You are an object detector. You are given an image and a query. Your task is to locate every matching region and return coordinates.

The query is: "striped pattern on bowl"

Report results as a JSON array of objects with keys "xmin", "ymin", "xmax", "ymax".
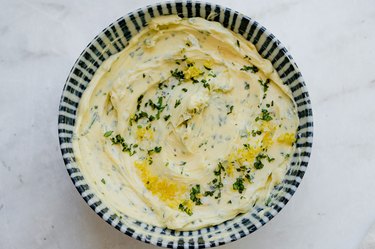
[{"xmin": 58, "ymin": 1, "xmax": 313, "ymax": 248}]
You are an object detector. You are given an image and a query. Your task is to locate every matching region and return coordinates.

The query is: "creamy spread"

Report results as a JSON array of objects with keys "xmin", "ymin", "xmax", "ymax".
[{"xmin": 73, "ymin": 16, "xmax": 299, "ymax": 230}]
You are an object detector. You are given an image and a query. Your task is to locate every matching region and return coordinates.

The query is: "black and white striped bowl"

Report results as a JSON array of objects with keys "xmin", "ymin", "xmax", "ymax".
[{"xmin": 58, "ymin": 1, "xmax": 313, "ymax": 248}]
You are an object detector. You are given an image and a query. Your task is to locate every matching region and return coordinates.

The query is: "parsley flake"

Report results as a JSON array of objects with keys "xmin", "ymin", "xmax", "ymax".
[
  {"xmin": 178, "ymin": 202, "xmax": 193, "ymax": 216},
  {"xmin": 244, "ymin": 81, "xmax": 250, "ymax": 90},
  {"xmin": 233, "ymin": 177, "xmax": 245, "ymax": 193},
  {"xmin": 258, "ymin": 79, "xmax": 270, "ymax": 92},
  {"xmin": 148, "ymin": 146, "xmax": 162, "ymax": 155},
  {"xmin": 226, "ymin": 105, "xmax": 234, "ymax": 115},
  {"xmin": 174, "ymin": 99, "xmax": 181, "ymax": 108},
  {"xmin": 110, "ymin": 134, "xmax": 137, "ymax": 156},
  {"xmin": 190, "ymin": 185, "xmax": 202, "ymax": 205},
  {"xmin": 241, "ymin": 65, "xmax": 259, "ymax": 73},
  {"xmin": 255, "ymin": 109, "xmax": 273, "ymax": 122},
  {"xmin": 254, "ymin": 153, "xmax": 268, "ymax": 169},
  {"xmin": 103, "ymin": 131, "xmax": 113, "ymax": 137},
  {"xmin": 171, "ymin": 69, "xmax": 185, "ymax": 80},
  {"xmin": 204, "ymin": 162, "xmax": 225, "ymax": 199}
]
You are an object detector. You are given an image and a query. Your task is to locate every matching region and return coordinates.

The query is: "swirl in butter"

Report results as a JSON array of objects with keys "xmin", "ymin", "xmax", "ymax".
[{"xmin": 73, "ymin": 15, "xmax": 299, "ymax": 230}]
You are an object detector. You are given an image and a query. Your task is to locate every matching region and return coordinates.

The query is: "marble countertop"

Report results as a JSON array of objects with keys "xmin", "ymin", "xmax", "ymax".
[{"xmin": 1, "ymin": 0, "xmax": 375, "ymax": 248}]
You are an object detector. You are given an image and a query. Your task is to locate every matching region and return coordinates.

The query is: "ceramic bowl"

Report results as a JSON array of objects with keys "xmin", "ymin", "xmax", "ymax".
[{"xmin": 58, "ymin": 1, "xmax": 313, "ymax": 248}]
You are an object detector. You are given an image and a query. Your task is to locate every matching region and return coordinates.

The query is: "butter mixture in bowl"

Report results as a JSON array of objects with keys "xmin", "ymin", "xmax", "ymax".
[{"xmin": 72, "ymin": 15, "xmax": 299, "ymax": 231}]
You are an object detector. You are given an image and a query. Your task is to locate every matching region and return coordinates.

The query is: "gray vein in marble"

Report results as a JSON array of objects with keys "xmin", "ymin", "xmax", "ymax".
[
  {"xmin": 1, "ymin": 160, "xmax": 11, "ymax": 172},
  {"xmin": 252, "ymin": 0, "xmax": 301, "ymax": 19},
  {"xmin": 25, "ymin": 0, "xmax": 69, "ymax": 20},
  {"xmin": 317, "ymin": 80, "xmax": 375, "ymax": 104},
  {"xmin": 36, "ymin": 1, "xmax": 67, "ymax": 11},
  {"xmin": 18, "ymin": 174, "xmax": 24, "ymax": 184}
]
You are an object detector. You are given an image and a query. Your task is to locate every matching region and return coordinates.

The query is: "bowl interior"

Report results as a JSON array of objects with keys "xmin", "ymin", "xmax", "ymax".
[{"xmin": 58, "ymin": 1, "xmax": 313, "ymax": 248}]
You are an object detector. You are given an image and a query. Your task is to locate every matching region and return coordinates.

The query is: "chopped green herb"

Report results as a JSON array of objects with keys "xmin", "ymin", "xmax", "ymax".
[
  {"xmin": 245, "ymin": 173, "xmax": 254, "ymax": 183},
  {"xmin": 137, "ymin": 95, "xmax": 144, "ymax": 111},
  {"xmin": 146, "ymin": 97, "xmax": 166, "ymax": 120},
  {"xmin": 214, "ymin": 162, "xmax": 225, "ymax": 176},
  {"xmin": 111, "ymin": 134, "xmax": 124, "ymax": 145},
  {"xmin": 174, "ymin": 99, "xmax": 181, "ymax": 108},
  {"xmin": 201, "ymin": 79, "xmax": 210, "ymax": 89},
  {"xmin": 233, "ymin": 177, "xmax": 245, "ymax": 193},
  {"xmin": 148, "ymin": 146, "xmax": 162, "ymax": 155},
  {"xmin": 178, "ymin": 202, "xmax": 193, "ymax": 216},
  {"xmin": 226, "ymin": 105, "xmax": 234, "ymax": 115},
  {"xmin": 259, "ymin": 79, "xmax": 270, "ymax": 93},
  {"xmin": 240, "ymin": 65, "xmax": 259, "ymax": 73},
  {"xmin": 101, "ymin": 178, "xmax": 106, "ymax": 184},
  {"xmin": 182, "ymin": 88, "xmax": 188, "ymax": 92},
  {"xmin": 171, "ymin": 69, "xmax": 185, "ymax": 80},
  {"xmin": 130, "ymin": 111, "xmax": 149, "ymax": 125},
  {"xmin": 208, "ymin": 71, "xmax": 216, "ymax": 78},
  {"xmin": 126, "ymin": 85, "xmax": 134, "ymax": 93},
  {"xmin": 251, "ymin": 130, "xmax": 262, "ymax": 137},
  {"xmin": 155, "ymin": 97, "xmax": 165, "ymax": 119},
  {"xmin": 236, "ymin": 165, "xmax": 247, "ymax": 172},
  {"xmin": 204, "ymin": 65, "xmax": 212, "ymax": 70},
  {"xmin": 181, "ymin": 120, "xmax": 189, "ymax": 128},
  {"xmin": 190, "ymin": 185, "xmax": 202, "ymax": 205},
  {"xmin": 255, "ymin": 109, "xmax": 273, "ymax": 122},
  {"xmin": 110, "ymin": 134, "xmax": 137, "ymax": 156},
  {"xmin": 254, "ymin": 153, "xmax": 269, "ymax": 170},
  {"xmin": 236, "ymin": 39, "xmax": 240, "ymax": 48},
  {"xmin": 148, "ymin": 115, "xmax": 155, "ymax": 122},
  {"xmin": 103, "ymin": 131, "xmax": 113, "ymax": 137},
  {"xmin": 158, "ymin": 82, "xmax": 165, "ymax": 89},
  {"xmin": 163, "ymin": 115, "xmax": 171, "ymax": 121},
  {"xmin": 192, "ymin": 78, "xmax": 199, "ymax": 84},
  {"xmin": 148, "ymin": 99, "xmax": 156, "ymax": 109},
  {"xmin": 267, "ymin": 155, "xmax": 275, "ymax": 162},
  {"xmin": 138, "ymin": 111, "xmax": 148, "ymax": 119},
  {"xmin": 198, "ymin": 140, "xmax": 208, "ymax": 148},
  {"xmin": 204, "ymin": 162, "xmax": 225, "ymax": 199},
  {"xmin": 244, "ymin": 81, "xmax": 250, "ymax": 90},
  {"xmin": 253, "ymin": 161, "xmax": 263, "ymax": 169}
]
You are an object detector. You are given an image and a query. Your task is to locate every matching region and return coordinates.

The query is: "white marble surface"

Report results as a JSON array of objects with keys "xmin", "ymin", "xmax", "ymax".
[{"xmin": 1, "ymin": 0, "xmax": 375, "ymax": 248}]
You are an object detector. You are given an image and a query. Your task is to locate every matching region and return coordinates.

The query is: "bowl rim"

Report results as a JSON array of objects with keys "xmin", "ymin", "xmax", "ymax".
[{"xmin": 58, "ymin": 1, "xmax": 313, "ymax": 248}]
